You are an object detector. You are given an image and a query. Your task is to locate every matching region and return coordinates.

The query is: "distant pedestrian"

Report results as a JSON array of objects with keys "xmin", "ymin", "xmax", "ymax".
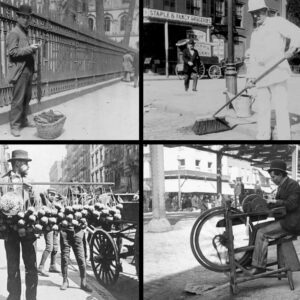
[
  {"xmin": 246, "ymin": 0, "xmax": 300, "ymax": 140},
  {"xmin": 234, "ymin": 177, "xmax": 245, "ymax": 206},
  {"xmin": 133, "ymin": 41, "xmax": 139, "ymax": 88},
  {"xmin": 6, "ymin": 4, "xmax": 41, "ymax": 137},
  {"xmin": 182, "ymin": 39, "xmax": 201, "ymax": 92},
  {"xmin": 122, "ymin": 51, "xmax": 133, "ymax": 82}
]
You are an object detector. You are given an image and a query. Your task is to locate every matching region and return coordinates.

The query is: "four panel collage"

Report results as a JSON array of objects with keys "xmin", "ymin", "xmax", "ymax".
[{"xmin": 0, "ymin": 1, "xmax": 300, "ymax": 300}]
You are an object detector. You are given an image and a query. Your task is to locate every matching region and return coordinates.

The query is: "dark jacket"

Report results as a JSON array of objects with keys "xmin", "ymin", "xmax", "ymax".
[
  {"xmin": 6, "ymin": 24, "xmax": 35, "ymax": 84},
  {"xmin": 182, "ymin": 48, "xmax": 200, "ymax": 74},
  {"xmin": 275, "ymin": 177, "xmax": 300, "ymax": 233}
]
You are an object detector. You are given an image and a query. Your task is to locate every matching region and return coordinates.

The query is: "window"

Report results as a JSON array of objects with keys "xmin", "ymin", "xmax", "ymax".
[
  {"xmin": 164, "ymin": 0, "xmax": 175, "ymax": 12},
  {"xmin": 120, "ymin": 14, "xmax": 128, "ymax": 31},
  {"xmin": 208, "ymin": 162, "xmax": 212, "ymax": 168},
  {"xmin": 235, "ymin": 4, "xmax": 243, "ymax": 27},
  {"xmin": 104, "ymin": 17, "xmax": 111, "ymax": 32},
  {"xmin": 195, "ymin": 159, "xmax": 200, "ymax": 167},
  {"xmin": 88, "ymin": 18, "xmax": 94, "ymax": 31},
  {"xmin": 144, "ymin": 0, "xmax": 151, "ymax": 8},
  {"xmin": 178, "ymin": 159, "xmax": 185, "ymax": 167}
]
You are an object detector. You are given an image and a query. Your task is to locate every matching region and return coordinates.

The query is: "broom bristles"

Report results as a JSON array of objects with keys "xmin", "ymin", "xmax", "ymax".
[{"xmin": 192, "ymin": 117, "xmax": 231, "ymax": 135}]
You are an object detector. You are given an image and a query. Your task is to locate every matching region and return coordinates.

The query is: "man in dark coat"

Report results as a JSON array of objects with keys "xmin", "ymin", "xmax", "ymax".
[
  {"xmin": 6, "ymin": 4, "xmax": 41, "ymax": 137},
  {"xmin": 1, "ymin": 149, "xmax": 38, "ymax": 300},
  {"xmin": 249, "ymin": 160, "xmax": 300, "ymax": 275},
  {"xmin": 182, "ymin": 39, "xmax": 201, "ymax": 92}
]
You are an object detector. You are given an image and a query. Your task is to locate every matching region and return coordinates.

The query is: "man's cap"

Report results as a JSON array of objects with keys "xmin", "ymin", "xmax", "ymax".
[
  {"xmin": 8, "ymin": 150, "xmax": 32, "ymax": 162},
  {"xmin": 267, "ymin": 160, "xmax": 287, "ymax": 174},
  {"xmin": 47, "ymin": 188, "xmax": 57, "ymax": 195},
  {"xmin": 16, "ymin": 4, "xmax": 32, "ymax": 16},
  {"xmin": 248, "ymin": 0, "xmax": 268, "ymax": 13}
]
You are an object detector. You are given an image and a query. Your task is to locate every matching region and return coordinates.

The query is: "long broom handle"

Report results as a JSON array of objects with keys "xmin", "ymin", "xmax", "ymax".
[{"xmin": 213, "ymin": 57, "xmax": 287, "ymax": 117}]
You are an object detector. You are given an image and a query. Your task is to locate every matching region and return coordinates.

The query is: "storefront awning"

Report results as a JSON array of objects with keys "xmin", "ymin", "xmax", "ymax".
[{"xmin": 164, "ymin": 179, "xmax": 233, "ymax": 195}]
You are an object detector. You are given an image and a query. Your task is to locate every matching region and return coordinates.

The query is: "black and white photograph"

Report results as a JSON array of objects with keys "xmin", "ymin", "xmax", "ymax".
[
  {"xmin": 144, "ymin": 144, "xmax": 300, "ymax": 299},
  {"xmin": 0, "ymin": 0, "xmax": 139, "ymax": 140},
  {"xmin": 143, "ymin": 0, "xmax": 300, "ymax": 140},
  {"xmin": 0, "ymin": 144, "xmax": 140, "ymax": 300}
]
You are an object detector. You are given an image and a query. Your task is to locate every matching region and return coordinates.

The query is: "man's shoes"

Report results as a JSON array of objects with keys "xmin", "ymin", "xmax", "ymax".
[
  {"xmin": 11, "ymin": 128, "xmax": 20, "ymax": 137},
  {"xmin": 38, "ymin": 268, "xmax": 49, "ymax": 277},
  {"xmin": 21, "ymin": 121, "xmax": 36, "ymax": 128},
  {"xmin": 80, "ymin": 283, "xmax": 93, "ymax": 293},
  {"xmin": 192, "ymin": 89, "xmax": 197, "ymax": 92},
  {"xmin": 60, "ymin": 278, "xmax": 69, "ymax": 290},
  {"xmin": 49, "ymin": 265, "xmax": 60, "ymax": 273},
  {"xmin": 247, "ymin": 267, "xmax": 266, "ymax": 276}
]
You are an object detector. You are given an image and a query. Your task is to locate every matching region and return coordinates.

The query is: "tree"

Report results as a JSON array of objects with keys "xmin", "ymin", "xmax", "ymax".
[
  {"xmin": 96, "ymin": 0, "xmax": 105, "ymax": 36},
  {"xmin": 287, "ymin": 0, "xmax": 300, "ymax": 27},
  {"xmin": 123, "ymin": 0, "xmax": 136, "ymax": 46}
]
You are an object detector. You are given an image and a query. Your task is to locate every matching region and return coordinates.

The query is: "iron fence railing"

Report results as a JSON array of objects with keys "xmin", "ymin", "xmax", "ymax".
[{"xmin": 0, "ymin": 0, "xmax": 129, "ymax": 106}]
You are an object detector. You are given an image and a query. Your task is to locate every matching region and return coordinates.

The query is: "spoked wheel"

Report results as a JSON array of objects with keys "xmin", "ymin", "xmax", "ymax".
[
  {"xmin": 90, "ymin": 229, "xmax": 121, "ymax": 286},
  {"xmin": 198, "ymin": 61, "xmax": 205, "ymax": 79},
  {"xmin": 190, "ymin": 207, "xmax": 255, "ymax": 272},
  {"xmin": 134, "ymin": 226, "xmax": 139, "ymax": 278},
  {"xmin": 175, "ymin": 63, "xmax": 184, "ymax": 79},
  {"xmin": 208, "ymin": 65, "xmax": 222, "ymax": 79}
]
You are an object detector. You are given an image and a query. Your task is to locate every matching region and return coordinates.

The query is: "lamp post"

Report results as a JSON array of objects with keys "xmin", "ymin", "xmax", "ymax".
[{"xmin": 225, "ymin": 0, "xmax": 237, "ymax": 105}]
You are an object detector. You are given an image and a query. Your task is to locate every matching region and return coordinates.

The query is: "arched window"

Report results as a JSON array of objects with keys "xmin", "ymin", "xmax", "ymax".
[
  {"xmin": 104, "ymin": 17, "xmax": 111, "ymax": 32},
  {"xmin": 88, "ymin": 18, "xmax": 94, "ymax": 31},
  {"xmin": 120, "ymin": 14, "xmax": 128, "ymax": 31}
]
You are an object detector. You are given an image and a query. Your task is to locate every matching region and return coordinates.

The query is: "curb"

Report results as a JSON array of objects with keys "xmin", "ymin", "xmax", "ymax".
[{"xmin": 0, "ymin": 77, "xmax": 122, "ymax": 126}]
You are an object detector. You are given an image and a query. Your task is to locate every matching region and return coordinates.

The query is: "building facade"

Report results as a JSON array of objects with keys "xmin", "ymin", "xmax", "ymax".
[
  {"xmin": 143, "ymin": 0, "xmax": 287, "ymax": 75},
  {"xmin": 88, "ymin": 0, "xmax": 139, "ymax": 49},
  {"xmin": 91, "ymin": 145, "xmax": 139, "ymax": 194},
  {"xmin": 62, "ymin": 144, "xmax": 90, "ymax": 184},
  {"xmin": 49, "ymin": 160, "xmax": 63, "ymax": 194}
]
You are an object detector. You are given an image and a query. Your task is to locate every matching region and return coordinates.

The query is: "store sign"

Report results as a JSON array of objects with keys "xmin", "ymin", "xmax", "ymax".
[
  {"xmin": 195, "ymin": 42, "xmax": 211, "ymax": 57},
  {"xmin": 143, "ymin": 8, "xmax": 212, "ymax": 26}
]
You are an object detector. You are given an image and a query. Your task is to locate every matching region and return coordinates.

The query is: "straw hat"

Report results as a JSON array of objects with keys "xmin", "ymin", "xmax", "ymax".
[{"xmin": 16, "ymin": 4, "xmax": 32, "ymax": 17}]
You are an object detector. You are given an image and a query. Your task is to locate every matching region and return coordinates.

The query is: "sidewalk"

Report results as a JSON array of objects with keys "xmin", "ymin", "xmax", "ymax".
[
  {"xmin": 0, "ymin": 80, "xmax": 139, "ymax": 140},
  {"xmin": 144, "ymin": 217, "xmax": 300, "ymax": 300},
  {"xmin": 144, "ymin": 75, "xmax": 300, "ymax": 140}
]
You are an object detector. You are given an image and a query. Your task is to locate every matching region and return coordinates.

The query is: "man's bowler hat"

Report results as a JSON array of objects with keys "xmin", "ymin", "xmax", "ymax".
[
  {"xmin": 8, "ymin": 150, "xmax": 32, "ymax": 162},
  {"xmin": 16, "ymin": 4, "xmax": 32, "ymax": 17},
  {"xmin": 267, "ymin": 160, "xmax": 287, "ymax": 174}
]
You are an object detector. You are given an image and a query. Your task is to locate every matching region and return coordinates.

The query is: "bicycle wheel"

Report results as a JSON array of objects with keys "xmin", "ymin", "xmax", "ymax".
[{"xmin": 190, "ymin": 207, "xmax": 255, "ymax": 272}]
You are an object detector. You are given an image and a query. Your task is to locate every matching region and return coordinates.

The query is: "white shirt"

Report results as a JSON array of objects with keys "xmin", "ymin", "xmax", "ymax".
[{"xmin": 247, "ymin": 16, "xmax": 300, "ymax": 87}]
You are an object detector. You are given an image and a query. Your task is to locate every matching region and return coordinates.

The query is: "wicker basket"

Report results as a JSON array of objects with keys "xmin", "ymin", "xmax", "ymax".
[{"xmin": 35, "ymin": 114, "xmax": 66, "ymax": 139}]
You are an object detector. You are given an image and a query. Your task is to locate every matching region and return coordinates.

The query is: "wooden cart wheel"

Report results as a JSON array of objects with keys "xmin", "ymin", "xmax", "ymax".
[
  {"xmin": 90, "ymin": 229, "xmax": 121, "ymax": 286},
  {"xmin": 134, "ymin": 226, "xmax": 139, "ymax": 277},
  {"xmin": 208, "ymin": 65, "xmax": 222, "ymax": 79},
  {"xmin": 175, "ymin": 63, "xmax": 184, "ymax": 80},
  {"xmin": 198, "ymin": 61, "xmax": 205, "ymax": 79},
  {"xmin": 190, "ymin": 207, "xmax": 255, "ymax": 272}
]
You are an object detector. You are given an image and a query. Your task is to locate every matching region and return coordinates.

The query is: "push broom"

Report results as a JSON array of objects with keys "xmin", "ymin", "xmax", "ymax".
[{"xmin": 192, "ymin": 56, "xmax": 288, "ymax": 135}]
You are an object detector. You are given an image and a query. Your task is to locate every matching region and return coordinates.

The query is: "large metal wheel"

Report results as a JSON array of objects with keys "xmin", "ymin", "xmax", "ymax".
[
  {"xmin": 175, "ymin": 63, "xmax": 184, "ymax": 79},
  {"xmin": 190, "ymin": 207, "xmax": 255, "ymax": 272},
  {"xmin": 198, "ymin": 61, "xmax": 205, "ymax": 79},
  {"xmin": 208, "ymin": 65, "xmax": 222, "ymax": 79},
  {"xmin": 90, "ymin": 229, "xmax": 122, "ymax": 286},
  {"xmin": 134, "ymin": 226, "xmax": 139, "ymax": 278}
]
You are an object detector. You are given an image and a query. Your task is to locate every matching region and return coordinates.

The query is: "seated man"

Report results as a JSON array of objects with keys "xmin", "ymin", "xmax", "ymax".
[{"xmin": 249, "ymin": 160, "xmax": 300, "ymax": 275}]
